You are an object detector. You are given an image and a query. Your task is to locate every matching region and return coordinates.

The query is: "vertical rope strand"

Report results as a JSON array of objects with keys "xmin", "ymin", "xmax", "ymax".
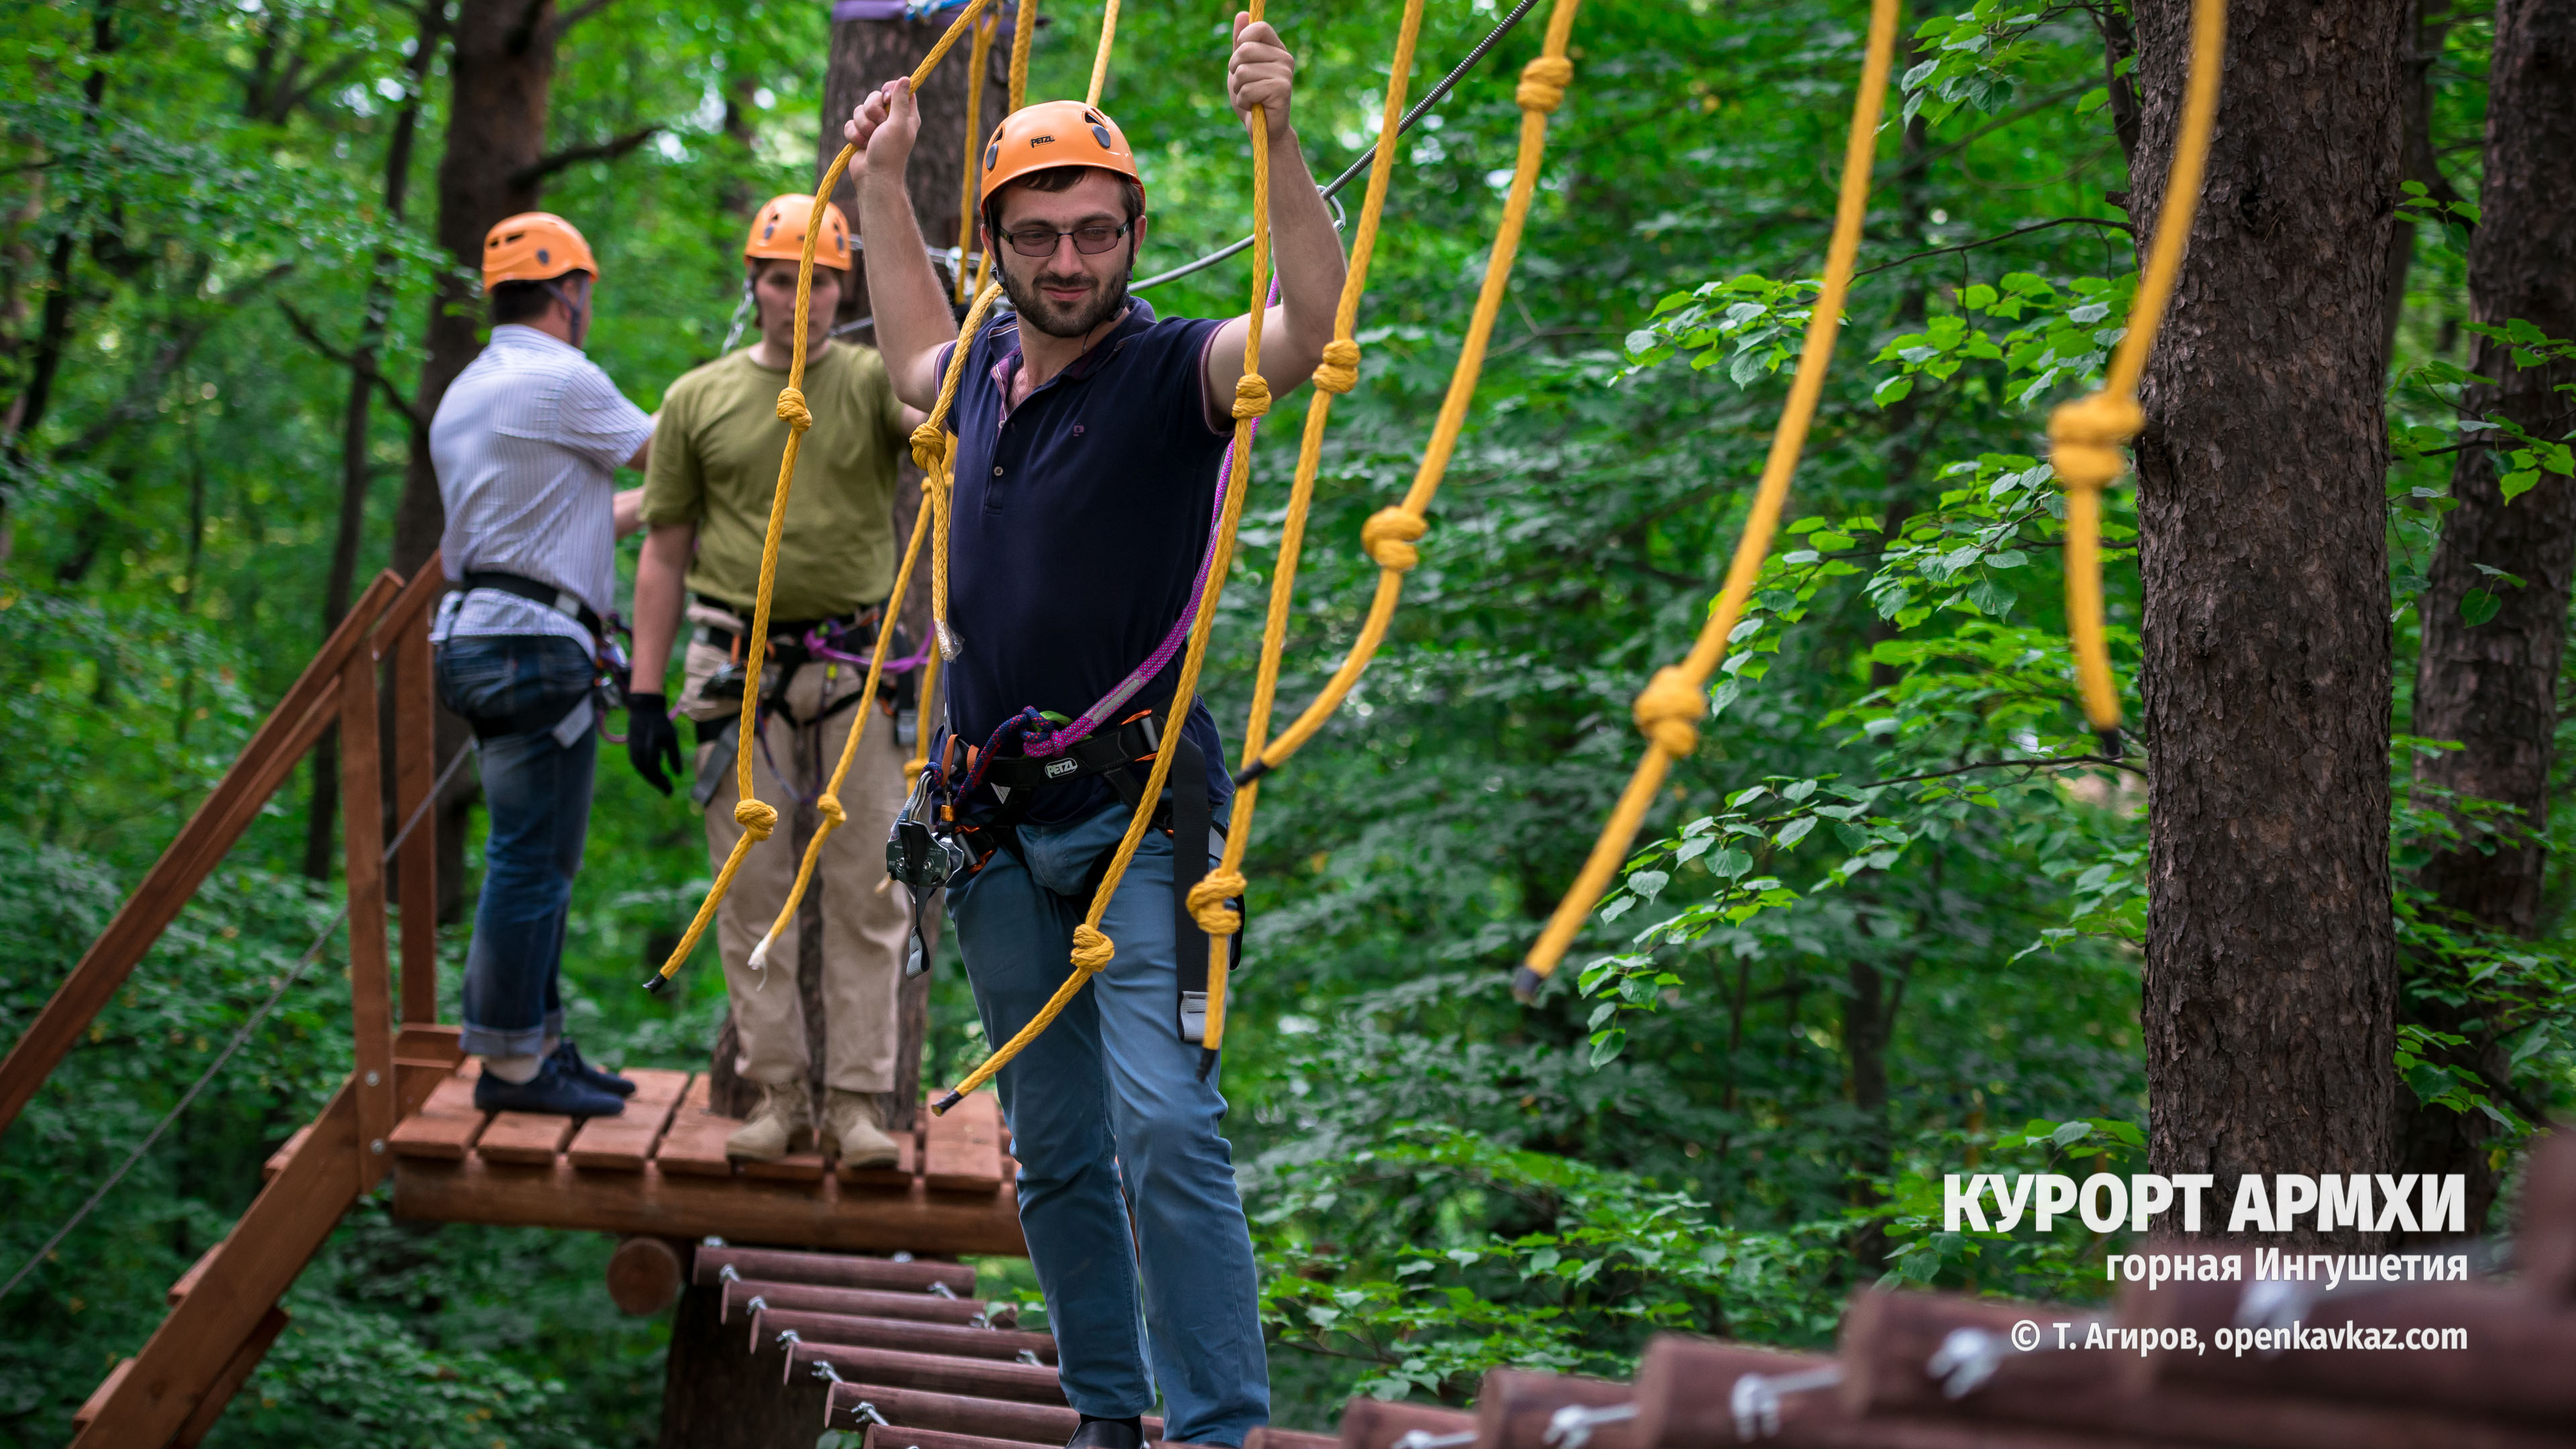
[
  {"xmin": 650, "ymin": 0, "xmax": 994, "ymax": 989},
  {"xmin": 1008, "ymin": 0, "xmax": 1038, "ymax": 110},
  {"xmin": 1513, "ymin": 0, "xmax": 1901, "ymax": 998},
  {"xmin": 934, "ymin": 0, "xmax": 1275, "ymax": 1112},
  {"xmin": 1087, "ymin": 0, "xmax": 1120, "ymax": 108},
  {"xmin": 1189, "ymin": 0, "xmax": 1430, "ymax": 1059},
  {"xmin": 957, "ymin": 13, "xmax": 998, "ymax": 305}
]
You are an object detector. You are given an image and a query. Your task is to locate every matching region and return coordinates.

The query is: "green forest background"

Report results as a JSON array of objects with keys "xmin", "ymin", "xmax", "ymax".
[{"xmin": 3, "ymin": 0, "xmax": 2568, "ymax": 1445}]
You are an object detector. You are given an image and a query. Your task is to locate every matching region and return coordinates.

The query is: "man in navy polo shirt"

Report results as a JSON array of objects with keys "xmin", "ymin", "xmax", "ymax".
[{"xmin": 845, "ymin": 15, "xmax": 1343, "ymax": 1449}]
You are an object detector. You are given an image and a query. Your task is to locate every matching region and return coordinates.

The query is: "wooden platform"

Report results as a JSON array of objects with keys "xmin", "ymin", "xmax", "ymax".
[{"xmin": 388, "ymin": 1061, "xmax": 1024, "ymax": 1257}]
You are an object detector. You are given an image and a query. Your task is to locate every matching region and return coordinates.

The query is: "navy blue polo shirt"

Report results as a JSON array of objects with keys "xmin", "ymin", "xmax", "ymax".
[{"xmin": 941, "ymin": 301, "xmax": 1236, "ymax": 826}]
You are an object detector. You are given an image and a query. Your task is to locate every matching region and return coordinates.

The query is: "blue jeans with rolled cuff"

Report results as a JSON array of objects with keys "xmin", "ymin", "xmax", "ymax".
[
  {"xmin": 434, "ymin": 634, "xmax": 596, "ymax": 1059},
  {"xmin": 949, "ymin": 803, "xmax": 1268, "ymax": 1447}
]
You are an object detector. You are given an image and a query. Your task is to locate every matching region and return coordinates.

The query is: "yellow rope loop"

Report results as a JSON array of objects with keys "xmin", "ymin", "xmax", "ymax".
[
  {"xmin": 1516, "ymin": 55, "xmax": 1574, "ymax": 113},
  {"xmin": 816, "ymin": 794, "xmax": 847, "ymax": 826},
  {"xmin": 1312, "ymin": 339, "xmax": 1361, "ymax": 394},
  {"xmin": 911, "ymin": 419, "xmax": 951, "ymax": 474},
  {"xmin": 1232, "ymin": 373, "xmax": 1272, "ymax": 420},
  {"xmin": 1069, "ymin": 924, "xmax": 1115, "ymax": 971},
  {"xmin": 1187, "ymin": 871, "xmax": 1246, "ymax": 935},
  {"xmin": 776, "ymin": 387, "xmax": 812, "ymax": 431},
  {"xmin": 1632, "ymin": 666, "xmax": 1705, "ymax": 759},
  {"xmin": 2048, "ymin": 392, "xmax": 2142, "ymax": 492},
  {"xmin": 734, "ymin": 798, "xmax": 779, "ymax": 841},
  {"xmin": 1361, "ymin": 507, "xmax": 1428, "ymax": 571}
]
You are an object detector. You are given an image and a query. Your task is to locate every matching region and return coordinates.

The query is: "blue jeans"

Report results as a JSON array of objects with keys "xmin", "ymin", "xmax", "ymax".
[
  {"xmin": 434, "ymin": 634, "xmax": 596, "ymax": 1059},
  {"xmin": 950, "ymin": 804, "xmax": 1268, "ymax": 1446}
]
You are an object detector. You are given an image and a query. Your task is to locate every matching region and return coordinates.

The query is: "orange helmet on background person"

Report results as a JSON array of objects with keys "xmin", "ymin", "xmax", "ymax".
[
  {"xmin": 481, "ymin": 212, "xmax": 598, "ymax": 288},
  {"xmin": 979, "ymin": 101, "xmax": 1144, "ymax": 212},
  {"xmin": 745, "ymin": 193, "xmax": 853, "ymax": 270}
]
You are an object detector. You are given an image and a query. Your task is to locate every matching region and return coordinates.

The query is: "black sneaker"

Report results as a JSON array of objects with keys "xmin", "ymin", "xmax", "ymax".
[
  {"xmin": 549, "ymin": 1038, "xmax": 635, "ymax": 1097},
  {"xmin": 476, "ymin": 1055, "xmax": 627, "ymax": 1117},
  {"xmin": 1067, "ymin": 1417, "xmax": 1144, "ymax": 1449}
]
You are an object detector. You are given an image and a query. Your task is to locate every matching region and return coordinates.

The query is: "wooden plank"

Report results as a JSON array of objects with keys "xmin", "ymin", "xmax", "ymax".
[
  {"xmin": 840, "ymin": 1130, "xmax": 916, "ymax": 1187},
  {"xmin": 752, "ymin": 1307, "xmax": 1055, "ymax": 1362},
  {"xmin": 861, "ymin": 1424, "xmax": 1067, "ymax": 1449},
  {"xmin": 566, "ymin": 1067, "xmax": 688, "ymax": 1170},
  {"xmin": 922, "ymin": 1090, "xmax": 1002, "ymax": 1193},
  {"xmin": 262, "ymin": 1125, "xmax": 312, "ymax": 1184},
  {"xmin": 341, "ymin": 642, "xmax": 396, "ymax": 1191},
  {"xmin": 72, "ymin": 1359, "xmax": 131, "ymax": 1430},
  {"xmin": 389, "ymin": 580, "xmax": 441, "ymax": 1026},
  {"xmin": 172, "ymin": 1305, "xmax": 288, "ymax": 1448},
  {"xmin": 389, "ymin": 1069, "xmax": 486, "ymax": 1160},
  {"xmin": 394, "ymin": 1022, "xmax": 464, "ymax": 1065},
  {"xmin": 168, "ymin": 1240, "xmax": 222, "ymax": 1305},
  {"xmin": 742, "ymin": 1149, "xmax": 831, "ymax": 1183},
  {"xmin": 693, "ymin": 1245, "xmax": 977, "ymax": 1294},
  {"xmin": 390, "ymin": 1157, "xmax": 1028, "ymax": 1257},
  {"xmin": 653, "ymin": 1073, "xmax": 739, "ymax": 1177},
  {"xmin": 830, "ymin": 1385, "xmax": 1160, "ymax": 1442},
  {"xmin": 69, "ymin": 1062, "xmax": 445, "ymax": 1449},
  {"xmin": 476, "ymin": 1108, "xmax": 580, "ymax": 1165},
  {"xmin": 720, "ymin": 1279, "xmax": 989, "ymax": 1327},
  {"xmin": 368, "ymin": 546, "xmax": 447, "ymax": 656},
  {"xmin": 794, "ymin": 1344, "xmax": 1061, "ymax": 1404}
]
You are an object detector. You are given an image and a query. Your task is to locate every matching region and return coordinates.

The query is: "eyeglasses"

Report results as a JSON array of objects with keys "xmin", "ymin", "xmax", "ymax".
[{"xmin": 999, "ymin": 221, "xmax": 1132, "ymax": 258}]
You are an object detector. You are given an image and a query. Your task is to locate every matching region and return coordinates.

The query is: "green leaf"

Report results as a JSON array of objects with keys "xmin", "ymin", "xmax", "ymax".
[
  {"xmin": 2502, "ymin": 469, "xmax": 2540, "ymax": 502},
  {"xmin": 1774, "ymin": 816, "xmax": 1817, "ymax": 848},
  {"xmin": 2459, "ymin": 588, "xmax": 2502, "ymax": 627}
]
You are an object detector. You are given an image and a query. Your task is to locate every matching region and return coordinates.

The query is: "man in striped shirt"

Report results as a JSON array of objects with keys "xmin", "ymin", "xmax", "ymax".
[{"xmin": 429, "ymin": 212, "xmax": 653, "ymax": 1118}]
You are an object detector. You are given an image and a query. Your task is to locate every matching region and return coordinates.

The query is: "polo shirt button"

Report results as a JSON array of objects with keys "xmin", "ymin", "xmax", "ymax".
[{"xmin": 993, "ymin": 466, "xmax": 1005, "ymax": 476}]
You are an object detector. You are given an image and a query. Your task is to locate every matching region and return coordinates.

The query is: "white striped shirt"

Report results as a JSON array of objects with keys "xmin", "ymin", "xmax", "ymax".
[{"xmin": 429, "ymin": 324, "xmax": 655, "ymax": 644}]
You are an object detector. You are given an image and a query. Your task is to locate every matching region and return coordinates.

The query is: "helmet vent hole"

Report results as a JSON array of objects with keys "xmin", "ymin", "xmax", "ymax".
[{"xmin": 1090, "ymin": 125, "xmax": 1112, "ymax": 148}]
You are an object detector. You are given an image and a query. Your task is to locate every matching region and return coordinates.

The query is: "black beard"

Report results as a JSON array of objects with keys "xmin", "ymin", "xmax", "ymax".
[{"xmin": 1000, "ymin": 256, "xmax": 1132, "ymax": 339}]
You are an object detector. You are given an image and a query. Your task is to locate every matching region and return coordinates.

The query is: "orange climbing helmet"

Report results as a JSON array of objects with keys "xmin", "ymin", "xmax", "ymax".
[
  {"xmin": 745, "ymin": 193, "xmax": 854, "ymax": 270},
  {"xmin": 481, "ymin": 212, "xmax": 598, "ymax": 288},
  {"xmin": 979, "ymin": 101, "xmax": 1144, "ymax": 211}
]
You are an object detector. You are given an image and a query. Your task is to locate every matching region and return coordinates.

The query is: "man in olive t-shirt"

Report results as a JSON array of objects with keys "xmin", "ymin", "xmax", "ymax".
[{"xmin": 629, "ymin": 193, "xmax": 918, "ymax": 1167}]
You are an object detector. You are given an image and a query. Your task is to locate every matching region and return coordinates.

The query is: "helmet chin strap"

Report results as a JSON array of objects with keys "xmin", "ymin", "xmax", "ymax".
[{"xmin": 540, "ymin": 276, "xmax": 590, "ymax": 345}]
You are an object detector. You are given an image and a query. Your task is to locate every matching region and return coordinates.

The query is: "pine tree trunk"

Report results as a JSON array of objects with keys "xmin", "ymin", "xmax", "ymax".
[
  {"xmin": 2128, "ymin": 0, "xmax": 2406, "ymax": 1242},
  {"xmin": 2400, "ymin": 0, "xmax": 2576, "ymax": 1228}
]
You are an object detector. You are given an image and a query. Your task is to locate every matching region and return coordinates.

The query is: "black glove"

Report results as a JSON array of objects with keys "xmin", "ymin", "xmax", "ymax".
[{"xmin": 627, "ymin": 692, "xmax": 683, "ymax": 796}]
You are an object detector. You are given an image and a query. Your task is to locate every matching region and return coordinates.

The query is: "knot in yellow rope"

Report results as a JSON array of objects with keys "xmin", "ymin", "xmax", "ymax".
[
  {"xmin": 1232, "ymin": 373, "xmax": 1272, "ymax": 420},
  {"xmin": 1633, "ymin": 666, "xmax": 1707, "ymax": 758},
  {"xmin": 735, "ymin": 798, "xmax": 780, "ymax": 841},
  {"xmin": 1187, "ymin": 871, "xmax": 1247, "ymax": 934},
  {"xmin": 2047, "ymin": 392, "xmax": 2144, "ymax": 491},
  {"xmin": 1517, "ymin": 56, "xmax": 1574, "ymax": 113},
  {"xmin": 1070, "ymin": 924, "xmax": 1115, "ymax": 971},
  {"xmin": 816, "ymin": 794, "xmax": 847, "ymax": 826},
  {"xmin": 911, "ymin": 419, "xmax": 951, "ymax": 474},
  {"xmin": 1312, "ymin": 339, "xmax": 1362, "ymax": 394},
  {"xmin": 775, "ymin": 388, "xmax": 812, "ymax": 432},
  {"xmin": 1361, "ymin": 507, "xmax": 1428, "ymax": 571}
]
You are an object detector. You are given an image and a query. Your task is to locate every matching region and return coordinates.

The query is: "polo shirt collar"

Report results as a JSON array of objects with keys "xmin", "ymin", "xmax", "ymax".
[{"xmin": 990, "ymin": 299, "xmax": 1159, "ymax": 398}]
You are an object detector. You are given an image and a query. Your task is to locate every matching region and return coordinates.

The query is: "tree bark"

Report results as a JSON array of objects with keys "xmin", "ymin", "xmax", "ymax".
[
  {"xmin": 305, "ymin": 0, "xmax": 445, "ymax": 882},
  {"xmin": 2379, "ymin": 0, "xmax": 2465, "ymax": 358},
  {"xmin": 2128, "ymin": 0, "xmax": 2406, "ymax": 1242},
  {"xmin": 818, "ymin": 15, "xmax": 1010, "ymax": 319},
  {"xmin": 2400, "ymin": 0, "xmax": 2576, "ymax": 1229}
]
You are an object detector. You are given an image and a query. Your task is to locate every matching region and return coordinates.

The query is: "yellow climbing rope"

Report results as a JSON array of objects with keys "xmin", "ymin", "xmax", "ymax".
[
  {"xmin": 2054, "ymin": 0, "xmax": 2226, "ymax": 739},
  {"xmin": 1188, "ymin": 0, "xmax": 1430, "ymax": 1058},
  {"xmin": 1087, "ymin": 0, "xmax": 1119, "ymax": 107},
  {"xmin": 647, "ymin": 0, "xmax": 991, "ymax": 991},
  {"xmin": 1239, "ymin": 0, "xmax": 1585, "ymax": 775},
  {"xmin": 1513, "ymin": 0, "xmax": 1900, "ymax": 998},
  {"xmin": 955, "ymin": 12, "xmax": 998, "ymax": 306},
  {"xmin": 932, "ymin": 0, "xmax": 1279, "ymax": 1114},
  {"xmin": 1008, "ymin": 0, "xmax": 1037, "ymax": 111}
]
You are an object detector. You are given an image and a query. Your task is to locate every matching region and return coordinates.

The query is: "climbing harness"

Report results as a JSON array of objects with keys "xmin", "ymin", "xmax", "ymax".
[{"xmin": 1514, "ymin": 0, "xmax": 2229, "ymax": 996}]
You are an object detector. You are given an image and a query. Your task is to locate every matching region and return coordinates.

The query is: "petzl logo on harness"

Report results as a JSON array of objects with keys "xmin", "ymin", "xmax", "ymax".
[{"xmin": 1044, "ymin": 757, "xmax": 1079, "ymax": 778}]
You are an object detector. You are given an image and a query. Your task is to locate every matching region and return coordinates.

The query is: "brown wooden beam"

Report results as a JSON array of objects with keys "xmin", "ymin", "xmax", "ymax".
[
  {"xmin": 694, "ymin": 1244, "xmax": 978, "ymax": 1295},
  {"xmin": 390, "ymin": 1158, "xmax": 1028, "ymax": 1256},
  {"xmin": 341, "ymin": 637, "xmax": 396, "ymax": 1189},
  {"xmin": 172, "ymin": 1306, "xmax": 289, "ymax": 1448},
  {"xmin": 724, "ymin": 1279, "xmax": 990, "ymax": 1327},
  {"xmin": 751, "ymin": 1307, "xmax": 1055, "ymax": 1363},
  {"xmin": 827, "ymin": 1381, "xmax": 1144, "ymax": 1442},
  {"xmin": 388, "ymin": 560, "xmax": 442, "ymax": 1025},
  {"xmin": 789, "ymin": 1342, "xmax": 1063, "ymax": 1403}
]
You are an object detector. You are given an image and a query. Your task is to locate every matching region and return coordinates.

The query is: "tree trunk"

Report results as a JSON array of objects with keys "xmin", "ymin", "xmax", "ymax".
[
  {"xmin": 2400, "ymin": 0, "xmax": 2576, "ymax": 1230},
  {"xmin": 305, "ymin": 1, "xmax": 445, "ymax": 883},
  {"xmin": 819, "ymin": 14, "xmax": 1009, "ymax": 319},
  {"xmin": 390, "ymin": 0, "xmax": 561, "ymax": 920},
  {"xmin": 2129, "ymin": 0, "xmax": 2405, "ymax": 1242},
  {"xmin": 658, "ymin": 1275, "xmax": 830, "ymax": 1448},
  {"xmin": 2379, "ymin": 0, "xmax": 2465, "ymax": 358}
]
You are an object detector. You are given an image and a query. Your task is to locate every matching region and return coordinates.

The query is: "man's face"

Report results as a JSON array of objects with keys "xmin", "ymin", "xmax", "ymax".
[
  {"xmin": 753, "ymin": 260, "xmax": 845, "ymax": 352},
  {"xmin": 985, "ymin": 171, "xmax": 1142, "ymax": 340}
]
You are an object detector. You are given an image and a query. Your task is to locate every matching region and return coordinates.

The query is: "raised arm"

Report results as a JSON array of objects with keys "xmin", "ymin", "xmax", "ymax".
[
  {"xmin": 847, "ymin": 78, "xmax": 958, "ymax": 413},
  {"xmin": 1203, "ymin": 13, "xmax": 1347, "ymax": 410}
]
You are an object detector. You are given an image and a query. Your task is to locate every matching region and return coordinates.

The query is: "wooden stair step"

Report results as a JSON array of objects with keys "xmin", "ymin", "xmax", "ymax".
[
  {"xmin": 741, "ymin": 1149, "xmax": 831, "ymax": 1183},
  {"xmin": 387, "ymin": 1067, "xmax": 484, "ymax": 1160},
  {"xmin": 566, "ymin": 1068, "xmax": 690, "ymax": 1171},
  {"xmin": 924, "ymin": 1091, "xmax": 1004, "ymax": 1193},
  {"xmin": 751, "ymin": 1307, "xmax": 1055, "ymax": 1363},
  {"xmin": 694, "ymin": 1244, "xmax": 976, "ymax": 1295},
  {"xmin": 830, "ymin": 1382, "xmax": 1154, "ymax": 1442},
  {"xmin": 73, "ymin": 1360, "xmax": 133, "ymax": 1431},
  {"xmin": 262, "ymin": 1125, "xmax": 313, "ymax": 1183},
  {"xmin": 841, "ymin": 1129, "xmax": 919, "ymax": 1187},
  {"xmin": 168, "ymin": 1240, "xmax": 221, "ymax": 1305},
  {"xmin": 174, "ymin": 1306, "xmax": 289, "ymax": 1448},
  {"xmin": 653, "ymin": 1073, "xmax": 738, "ymax": 1177},
  {"xmin": 790, "ymin": 1342, "xmax": 1063, "ymax": 1403},
  {"xmin": 722, "ymin": 1279, "xmax": 991, "ymax": 1327}
]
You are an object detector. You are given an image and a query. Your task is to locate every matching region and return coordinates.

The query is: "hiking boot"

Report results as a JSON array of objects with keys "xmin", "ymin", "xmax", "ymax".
[
  {"xmin": 1065, "ymin": 1417, "xmax": 1143, "ymax": 1449},
  {"xmin": 549, "ymin": 1038, "xmax": 635, "ymax": 1097},
  {"xmin": 474, "ymin": 1055, "xmax": 626, "ymax": 1118},
  {"xmin": 820, "ymin": 1089, "xmax": 901, "ymax": 1169},
  {"xmin": 725, "ymin": 1083, "xmax": 813, "ymax": 1162}
]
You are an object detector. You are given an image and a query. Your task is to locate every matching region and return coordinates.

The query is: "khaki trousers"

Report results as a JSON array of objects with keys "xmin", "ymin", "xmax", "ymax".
[{"xmin": 684, "ymin": 641, "xmax": 910, "ymax": 1093}]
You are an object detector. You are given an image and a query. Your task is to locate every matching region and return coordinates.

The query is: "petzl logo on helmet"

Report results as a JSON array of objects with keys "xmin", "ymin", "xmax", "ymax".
[{"xmin": 1030, "ymin": 134, "xmax": 1055, "ymax": 146}]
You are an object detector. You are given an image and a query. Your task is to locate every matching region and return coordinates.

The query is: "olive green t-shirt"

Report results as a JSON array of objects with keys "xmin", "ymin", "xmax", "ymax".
[{"xmin": 643, "ymin": 341, "xmax": 908, "ymax": 620}]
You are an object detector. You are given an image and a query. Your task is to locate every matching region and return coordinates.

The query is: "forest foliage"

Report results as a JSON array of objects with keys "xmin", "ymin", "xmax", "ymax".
[{"xmin": 2, "ymin": 1, "xmax": 2570, "ymax": 1444}]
